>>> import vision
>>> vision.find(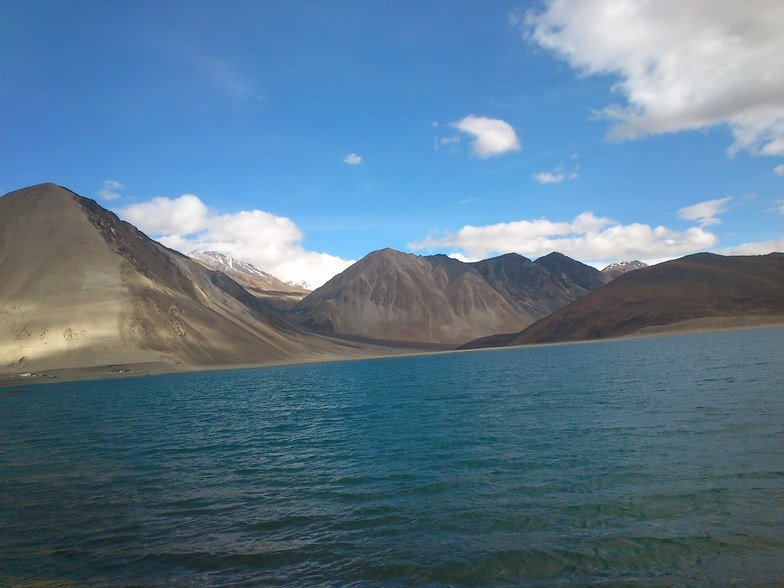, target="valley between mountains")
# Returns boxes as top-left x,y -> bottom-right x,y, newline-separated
2,183 -> 783,383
